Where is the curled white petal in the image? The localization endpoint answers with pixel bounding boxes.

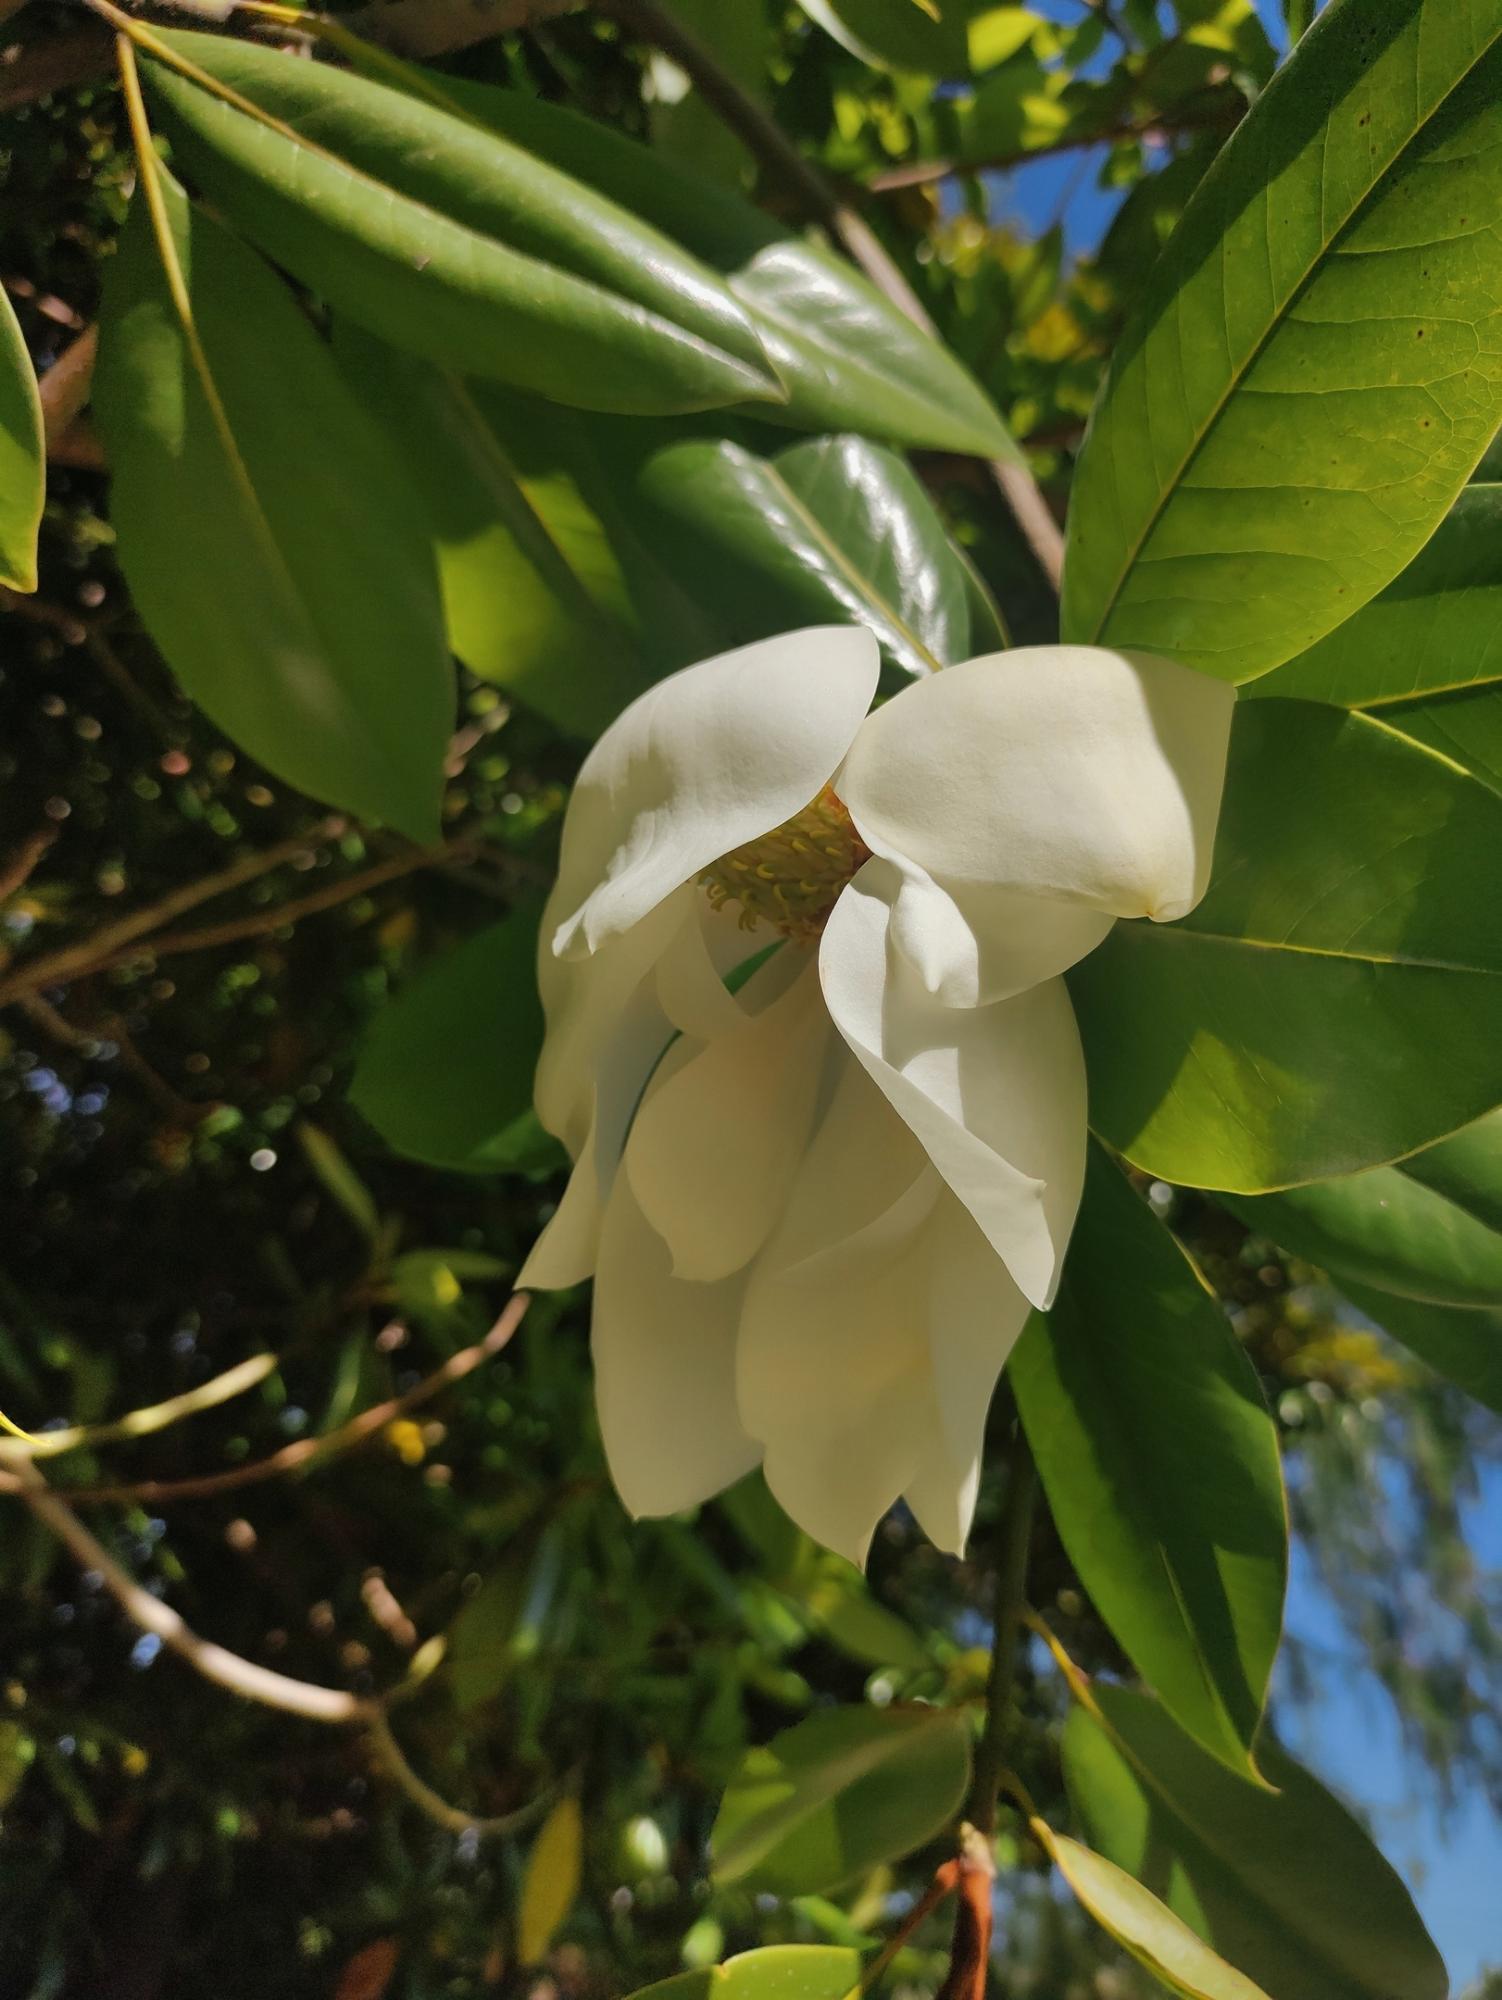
[551,626,880,959]
[838,644,1235,923]
[819,859,1087,1310]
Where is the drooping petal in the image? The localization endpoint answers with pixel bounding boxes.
[838,645,1235,923]
[878,854,1115,1009]
[736,1058,939,1566]
[518,1122,602,1290]
[819,860,1087,1309]
[627,957,832,1282]
[590,1164,760,1518]
[551,627,880,958]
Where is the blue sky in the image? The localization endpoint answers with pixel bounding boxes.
[984,1,1502,1982]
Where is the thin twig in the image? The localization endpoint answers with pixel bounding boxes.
[4,1352,278,1460]
[0,816,345,1005]
[37,324,98,449]
[366,1709,558,1836]
[967,1426,1038,1835]
[859,1859,960,1992]
[865,104,1242,192]
[16,991,219,1125]
[56,1293,531,1505]
[0,827,57,905]
[596,0,1065,589]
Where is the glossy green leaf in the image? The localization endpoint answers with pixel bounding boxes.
[1063,0,1502,682]
[94,175,452,841]
[712,1704,971,1895]
[410,73,1014,458]
[799,0,968,73]
[1012,1149,1285,1778]
[0,284,43,593]
[349,907,557,1176]
[1334,1280,1502,1416]
[1247,485,1502,707]
[141,30,782,417]
[1224,1160,1502,1311]
[1063,1688,1448,2000]
[1380,681,1502,793]
[333,324,671,738]
[637,436,969,677]
[627,1947,860,2000]
[1070,700,1502,1189]
[1034,1823,1272,2000]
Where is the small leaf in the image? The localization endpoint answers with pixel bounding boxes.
[334,1939,401,2000]
[349,908,556,1176]
[142,29,782,416]
[1062,1687,1448,2000]
[519,1797,583,1965]
[712,1704,971,1895]
[0,284,43,593]
[94,173,453,840]
[410,73,1014,458]
[637,436,970,678]
[1071,699,1502,1189]
[1012,1149,1285,1778]
[799,0,968,73]
[1033,1822,1272,2000]
[626,1946,861,2000]
[1064,0,1502,681]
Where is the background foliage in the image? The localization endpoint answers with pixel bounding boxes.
[2,1,1500,1995]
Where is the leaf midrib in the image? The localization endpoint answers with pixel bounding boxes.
[1087,15,1502,646]
[1125,923,1500,976]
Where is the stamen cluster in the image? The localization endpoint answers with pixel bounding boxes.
[700,785,871,943]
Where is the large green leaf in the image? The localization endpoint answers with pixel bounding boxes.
[1335,1280,1502,1416]
[1033,1824,1272,2000]
[798,0,969,74]
[1247,484,1502,707]
[1062,0,1502,682]
[1224,1161,1502,1311]
[349,907,556,1176]
[711,1704,971,1896]
[1070,699,1502,1189]
[94,175,452,841]
[140,30,781,417]
[0,283,43,593]
[408,72,1014,458]
[1063,1688,1448,2000]
[1380,681,1502,793]
[1012,1150,1285,1778]
[636,436,969,677]
[627,1947,860,2000]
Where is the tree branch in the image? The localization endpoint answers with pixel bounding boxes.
[53,1293,531,1506]
[38,323,98,449]
[595,0,1065,589]
[967,1424,1038,1835]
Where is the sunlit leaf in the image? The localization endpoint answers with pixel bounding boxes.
[519,1797,583,1965]
[0,284,43,594]
[626,1947,861,2000]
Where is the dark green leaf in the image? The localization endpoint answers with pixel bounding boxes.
[1063,1687,1448,2000]
[626,1947,861,2000]
[349,907,556,1176]
[799,0,969,74]
[1379,681,1502,794]
[1063,0,1502,682]
[712,1704,971,1895]
[1012,1149,1285,1778]
[94,174,452,840]
[637,435,970,677]
[408,73,1014,458]
[142,30,782,416]
[1247,485,1502,707]
[1071,700,1502,1188]
[0,283,43,593]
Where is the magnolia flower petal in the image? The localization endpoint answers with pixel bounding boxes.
[902,1432,981,1559]
[820,861,1087,1309]
[591,1167,760,1517]
[534,883,690,1156]
[881,855,1116,1009]
[551,627,880,958]
[839,645,1235,922]
[926,1193,1033,1478]
[518,1123,602,1290]
[737,1060,937,1566]
[627,959,831,1282]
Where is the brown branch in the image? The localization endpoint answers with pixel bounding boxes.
[865,106,1242,193]
[0,815,346,1005]
[859,1858,960,1992]
[0,826,57,905]
[57,1293,531,1505]
[596,0,1065,590]
[38,323,97,449]
[16,992,219,1126]
[934,1829,996,2000]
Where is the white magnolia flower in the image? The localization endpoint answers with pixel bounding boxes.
[521,627,1234,1564]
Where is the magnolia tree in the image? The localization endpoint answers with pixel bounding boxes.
[3,0,1501,1992]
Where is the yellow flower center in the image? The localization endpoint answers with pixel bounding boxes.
[700,786,871,944]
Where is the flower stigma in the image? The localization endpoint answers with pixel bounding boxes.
[700,784,871,943]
